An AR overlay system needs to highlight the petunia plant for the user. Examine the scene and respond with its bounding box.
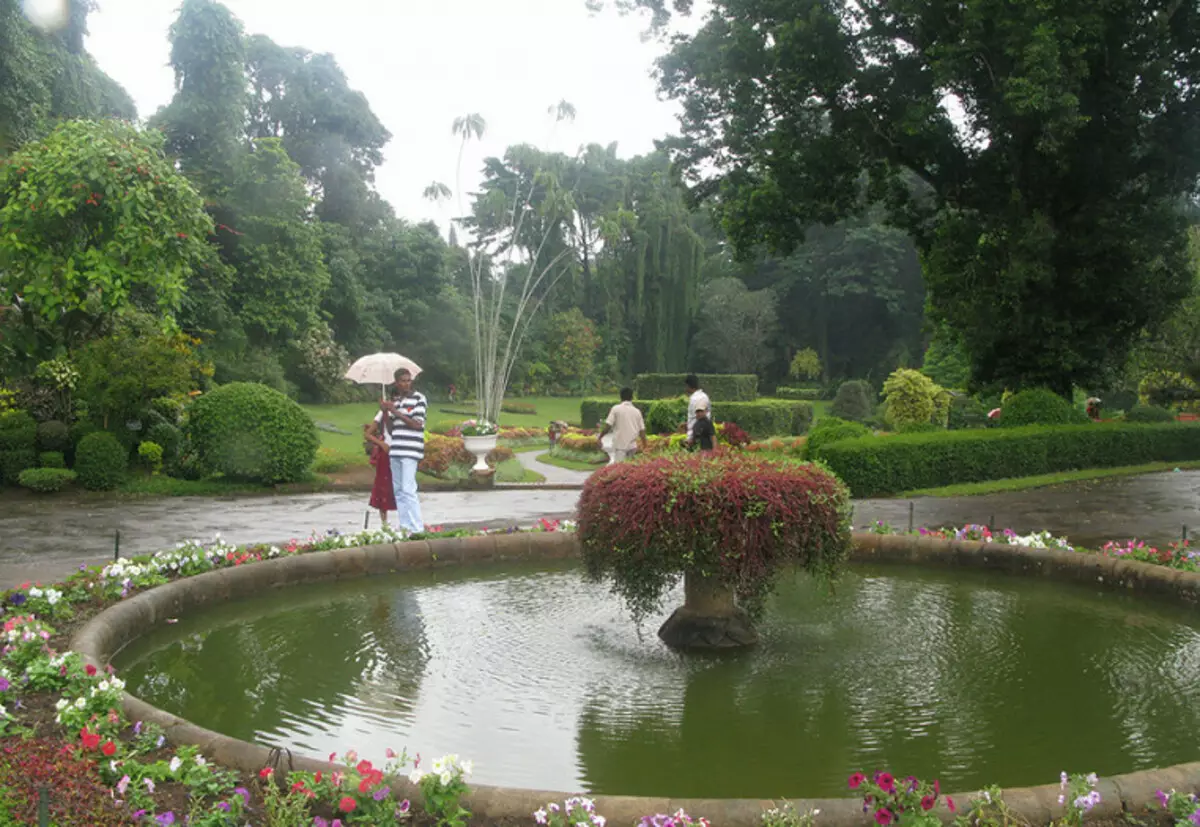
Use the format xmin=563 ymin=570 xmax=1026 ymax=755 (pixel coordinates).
xmin=849 ymin=770 xmax=954 ymax=827
xmin=411 ymin=753 xmax=472 ymax=827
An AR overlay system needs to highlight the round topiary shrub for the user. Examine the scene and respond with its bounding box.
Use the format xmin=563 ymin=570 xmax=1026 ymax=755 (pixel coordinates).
xmin=804 ymin=417 xmax=871 ymax=457
xmin=0 ymin=411 xmax=37 ymax=452
xmin=186 ymin=383 xmax=319 ymax=484
xmin=829 ymin=380 xmax=876 ymax=422
xmin=137 ymin=441 xmax=164 ymax=473
xmin=18 ymin=468 xmax=77 ymax=493
xmin=578 ymin=454 xmax=852 ymax=650
xmin=35 ymin=420 xmax=69 ymax=452
xmin=947 ymin=395 xmax=989 ymax=430
xmin=38 ymin=451 xmax=65 ymax=469
xmin=74 ymin=431 xmax=128 ymax=491
xmin=1000 ymin=388 xmax=1089 ymax=427
xmin=1124 ymin=404 xmax=1176 ymax=424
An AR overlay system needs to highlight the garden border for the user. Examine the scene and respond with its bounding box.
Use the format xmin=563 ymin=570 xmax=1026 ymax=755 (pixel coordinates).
xmin=70 ymin=532 xmax=1200 ymax=826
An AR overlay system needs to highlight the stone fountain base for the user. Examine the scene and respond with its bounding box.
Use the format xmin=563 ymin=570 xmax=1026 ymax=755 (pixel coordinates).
xmin=658 ymin=572 xmax=758 ymax=650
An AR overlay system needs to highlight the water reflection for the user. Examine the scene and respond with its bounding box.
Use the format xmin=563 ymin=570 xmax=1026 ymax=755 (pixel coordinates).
xmin=117 ymin=562 xmax=1200 ymax=798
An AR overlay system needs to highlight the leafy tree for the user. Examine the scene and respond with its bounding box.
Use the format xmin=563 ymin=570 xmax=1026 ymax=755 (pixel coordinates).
xmin=545 ymin=308 xmax=601 ymax=388
xmin=643 ymin=0 xmax=1200 ymax=397
xmin=1130 ymin=228 xmax=1200 ymax=386
xmin=921 ymin=325 xmax=971 ymax=391
xmin=0 ymin=120 xmax=213 ymax=346
xmin=691 ymin=277 xmax=777 ymax=374
xmin=789 ymin=348 xmax=821 ymax=382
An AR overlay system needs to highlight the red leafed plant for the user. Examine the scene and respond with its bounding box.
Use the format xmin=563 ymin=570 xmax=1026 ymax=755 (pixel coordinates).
xmin=577 ymin=454 xmax=852 ymax=625
xmin=0 ymin=736 xmax=132 ymax=825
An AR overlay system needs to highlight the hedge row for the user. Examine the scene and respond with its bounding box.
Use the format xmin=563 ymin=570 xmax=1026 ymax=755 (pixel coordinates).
xmin=580 ymin=398 xmax=812 ymax=437
xmin=633 ymin=374 xmax=759 ymax=402
xmin=773 ymin=386 xmax=823 ymax=401
xmin=811 ymin=422 xmax=1200 ymax=498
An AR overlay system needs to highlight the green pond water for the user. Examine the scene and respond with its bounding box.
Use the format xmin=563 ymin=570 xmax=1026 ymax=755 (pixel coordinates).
xmin=115 ymin=560 xmax=1200 ymax=799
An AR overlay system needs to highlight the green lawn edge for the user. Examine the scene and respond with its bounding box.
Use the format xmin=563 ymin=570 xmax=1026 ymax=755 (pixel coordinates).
xmin=536 ymin=452 xmax=604 ymax=473
xmin=902 ymin=461 xmax=1200 ymax=498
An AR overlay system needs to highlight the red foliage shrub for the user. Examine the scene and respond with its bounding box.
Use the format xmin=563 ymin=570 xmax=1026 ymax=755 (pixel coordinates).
xmin=0 ymin=737 xmax=133 ymax=825
xmin=717 ymin=421 xmax=751 ymax=448
xmin=486 ymin=445 xmax=514 ymax=464
xmin=577 ymin=454 xmax=852 ymax=624
xmin=419 ymin=435 xmax=514 ymax=475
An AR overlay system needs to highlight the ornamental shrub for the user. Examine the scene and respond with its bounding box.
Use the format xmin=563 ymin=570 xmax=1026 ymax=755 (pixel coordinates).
xmin=149 ymin=396 xmax=185 ymax=425
xmin=788 ymin=348 xmax=822 ymax=381
xmin=17 ymin=468 xmax=76 ymax=493
xmin=812 ymin=422 xmax=1200 ymax=497
xmin=35 ymin=420 xmax=68 ymax=452
xmin=0 ymin=736 xmax=131 ymax=827
xmin=186 ymin=382 xmax=319 ymax=484
xmin=145 ymin=422 xmax=182 ymax=463
xmin=0 ymin=450 xmax=36 ymax=485
xmin=829 ymin=380 xmax=875 ymax=422
xmin=38 ymin=451 xmax=65 ymax=469
xmin=0 ymin=411 xmax=36 ymax=451
xmin=1000 ymin=388 xmax=1089 ymax=427
xmin=804 ymin=417 xmax=871 ymax=458
xmin=947 ymin=395 xmax=989 ymax=430
xmin=501 ymin=401 xmax=538 ymax=415
xmin=137 ymin=441 xmax=164 ymax=473
xmin=1125 ymin=404 xmax=1176 ymax=423
xmin=882 ymin=369 xmax=944 ymax=430
xmin=646 ymin=397 xmax=689 ymax=435
xmin=773 ymin=386 xmax=823 ymax=401
xmin=578 ymin=454 xmax=852 ymax=625
xmin=73 ymin=431 xmax=127 ymax=491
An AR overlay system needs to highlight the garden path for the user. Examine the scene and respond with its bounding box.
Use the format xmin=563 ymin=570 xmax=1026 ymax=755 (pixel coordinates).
xmin=3 ymin=470 xmax=1200 ymax=590
xmin=516 ymin=448 xmax=593 ymax=485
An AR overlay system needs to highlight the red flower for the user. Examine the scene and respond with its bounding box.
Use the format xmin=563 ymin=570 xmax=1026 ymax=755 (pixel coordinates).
xmin=314 ymin=771 xmax=323 ymax=784
xmin=259 ymin=767 xmax=273 ymax=779
xmin=100 ymin=741 xmax=116 ymax=757
xmin=947 ymin=797 xmax=957 ymax=813
xmin=875 ymin=809 xmax=893 ymax=826
xmin=358 ymin=778 xmax=373 ymax=793
xmin=291 ymin=781 xmax=307 ymax=793
xmin=176 ymin=233 xmax=188 ymax=239
xmin=356 ymin=759 xmax=374 ymax=775
xmin=85 ymin=664 xmax=97 ymax=676
xmin=848 ymin=772 xmax=866 ymax=790
xmin=339 ymin=796 xmax=357 ymax=813
xmin=80 ymin=729 xmax=100 ymax=750
xmin=921 ymin=796 xmax=935 ymax=811
xmin=877 ymin=772 xmax=896 ymax=794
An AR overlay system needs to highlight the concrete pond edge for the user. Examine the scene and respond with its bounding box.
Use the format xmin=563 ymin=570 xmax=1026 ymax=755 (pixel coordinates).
xmin=69 ymin=531 xmax=1200 ymax=826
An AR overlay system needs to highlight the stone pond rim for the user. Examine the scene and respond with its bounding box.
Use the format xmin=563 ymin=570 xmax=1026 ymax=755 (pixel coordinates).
xmin=71 ymin=531 xmax=1200 ymax=827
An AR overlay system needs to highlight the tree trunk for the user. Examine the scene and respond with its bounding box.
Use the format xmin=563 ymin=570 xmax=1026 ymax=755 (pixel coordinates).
xmin=657 ymin=571 xmax=758 ymax=651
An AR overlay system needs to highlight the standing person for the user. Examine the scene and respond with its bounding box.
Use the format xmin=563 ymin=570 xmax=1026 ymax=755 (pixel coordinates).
xmin=685 ymin=374 xmax=711 ymax=443
xmin=598 ymin=388 xmax=647 ymax=462
xmin=687 ymin=405 xmax=716 ymax=452
xmin=363 ymin=420 xmax=396 ymax=526
xmin=375 ymin=368 xmax=427 ymax=534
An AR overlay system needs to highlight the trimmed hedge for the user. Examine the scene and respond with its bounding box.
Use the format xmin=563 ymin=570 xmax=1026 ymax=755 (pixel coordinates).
xmin=18 ymin=468 xmax=76 ymax=493
xmin=633 ymin=373 xmax=759 ymax=401
xmin=1124 ymin=405 xmax=1175 ymax=424
xmin=187 ymin=382 xmax=319 ymax=484
xmin=1000 ymin=388 xmax=1089 ymax=427
xmin=774 ymin=386 xmax=823 ymax=401
xmin=38 ymin=451 xmax=65 ymax=469
xmin=581 ymin=398 xmax=812 ymax=437
xmin=804 ymin=417 xmax=871 ymax=458
xmin=74 ymin=431 xmax=127 ymax=491
xmin=0 ymin=411 xmax=36 ymax=451
xmin=812 ymin=422 xmax=1200 ymax=498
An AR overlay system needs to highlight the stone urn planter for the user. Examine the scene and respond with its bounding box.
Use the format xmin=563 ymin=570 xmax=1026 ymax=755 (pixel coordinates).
xmin=463 ymin=434 xmax=497 ymax=472
xmin=576 ymin=453 xmax=852 ymax=653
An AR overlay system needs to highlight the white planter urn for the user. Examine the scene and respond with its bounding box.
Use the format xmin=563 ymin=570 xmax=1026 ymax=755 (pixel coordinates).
xmin=601 ymin=433 xmax=616 ymax=465
xmin=463 ymin=434 xmax=498 ymax=473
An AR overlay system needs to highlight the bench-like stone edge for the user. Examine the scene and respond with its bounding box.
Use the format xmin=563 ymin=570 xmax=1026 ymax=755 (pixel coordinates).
xmin=69 ymin=531 xmax=1200 ymax=826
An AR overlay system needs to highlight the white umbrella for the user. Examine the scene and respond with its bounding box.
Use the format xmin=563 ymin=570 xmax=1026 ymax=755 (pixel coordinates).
xmin=344 ymin=353 xmax=423 ymax=397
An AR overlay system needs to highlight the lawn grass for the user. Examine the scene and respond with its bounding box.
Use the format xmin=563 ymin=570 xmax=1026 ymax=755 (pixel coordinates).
xmin=536 ymin=451 xmax=604 ymax=472
xmin=903 ymin=460 xmax=1200 ymax=498
xmin=111 ymin=472 xmax=332 ymax=498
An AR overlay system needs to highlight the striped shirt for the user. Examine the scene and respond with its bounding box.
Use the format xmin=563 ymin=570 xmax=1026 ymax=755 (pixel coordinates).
xmin=374 ymin=391 xmax=427 ymax=460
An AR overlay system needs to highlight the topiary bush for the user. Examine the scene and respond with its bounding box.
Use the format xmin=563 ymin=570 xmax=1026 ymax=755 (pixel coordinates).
xmin=882 ymin=369 xmax=944 ymax=429
xmin=804 ymin=417 xmax=872 ymax=458
xmin=35 ymin=420 xmax=68 ymax=452
xmin=38 ymin=451 xmax=65 ymax=469
xmin=1001 ymin=388 xmax=1089 ymax=427
xmin=1124 ymin=404 xmax=1176 ymax=424
xmin=829 ymin=380 xmax=876 ymax=422
xmin=0 ymin=410 xmax=38 ymax=485
xmin=186 ymin=383 xmax=319 ymax=484
xmin=137 ymin=441 xmax=164 ymax=473
xmin=17 ymin=468 xmax=77 ymax=493
xmin=947 ymin=395 xmax=989 ymax=430
xmin=646 ymin=397 xmax=689 ymax=435
xmin=145 ymin=422 xmax=182 ymax=464
xmin=66 ymin=420 xmax=98 ymax=466
xmin=577 ymin=454 xmax=852 ymax=626
xmin=73 ymin=431 xmax=127 ymax=491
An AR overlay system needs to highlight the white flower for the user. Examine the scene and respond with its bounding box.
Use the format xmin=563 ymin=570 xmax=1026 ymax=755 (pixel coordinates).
xmin=195 ymin=754 xmax=206 ymax=766
xmin=409 ymin=769 xmax=425 ymax=784
xmin=439 ymin=771 xmax=452 ymax=786
xmin=534 ymin=809 xmax=548 ymax=825
xmin=55 ymin=698 xmax=68 ymax=711
xmin=169 ymin=756 xmax=182 ymax=774
xmin=461 ymin=759 xmax=473 ymax=776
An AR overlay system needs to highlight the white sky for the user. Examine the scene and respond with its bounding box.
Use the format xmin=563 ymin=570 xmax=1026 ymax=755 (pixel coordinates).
xmin=79 ymin=0 xmax=689 ymax=232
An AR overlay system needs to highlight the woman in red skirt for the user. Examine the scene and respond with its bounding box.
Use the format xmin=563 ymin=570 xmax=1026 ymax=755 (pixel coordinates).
xmin=364 ymin=421 xmax=396 ymax=526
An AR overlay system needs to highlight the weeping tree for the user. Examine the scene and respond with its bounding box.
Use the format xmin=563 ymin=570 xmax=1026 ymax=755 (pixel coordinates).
xmin=425 ymin=105 xmax=580 ymax=424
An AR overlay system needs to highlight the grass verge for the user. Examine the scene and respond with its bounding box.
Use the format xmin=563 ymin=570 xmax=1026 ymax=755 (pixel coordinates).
xmin=903 ymin=460 xmax=1200 ymax=498
xmin=536 ymin=451 xmax=604 ymax=472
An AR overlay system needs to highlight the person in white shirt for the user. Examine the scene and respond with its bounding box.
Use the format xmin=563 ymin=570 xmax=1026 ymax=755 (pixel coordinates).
xmin=598 ymin=387 xmax=647 ymax=462
xmin=685 ymin=374 xmax=711 ymax=442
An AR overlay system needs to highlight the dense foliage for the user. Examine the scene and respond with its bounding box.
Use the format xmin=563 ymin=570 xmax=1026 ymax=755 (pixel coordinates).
xmin=829 ymin=380 xmax=875 ymax=423
xmin=18 ymin=467 xmax=76 ymax=492
xmin=804 ymin=417 xmax=871 ymax=458
xmin=633 ymin=373 xmax=758 ymax=401
xmin=577 ymin=454 xmax=852 ymax=624
xmin=186 ymin=382 xmax=318 ymax=484
xmin=1000 ymin=389 xmax=1089 ymax=428
xmin=73 ymin=430 xmax=126 ymax=491
xmin=812 ymin=423 xmax=1200 ymax=497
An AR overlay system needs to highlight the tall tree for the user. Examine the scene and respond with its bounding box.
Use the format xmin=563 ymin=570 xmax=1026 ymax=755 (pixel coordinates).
xmin=691 ymin=277 xmax=777 ymax=374
xmin=639 ymin=0 xmax=1200 ymax=396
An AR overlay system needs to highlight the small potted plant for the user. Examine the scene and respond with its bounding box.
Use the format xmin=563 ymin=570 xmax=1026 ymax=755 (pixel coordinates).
xmin=460 ymin=419 xmax=500 ymax=472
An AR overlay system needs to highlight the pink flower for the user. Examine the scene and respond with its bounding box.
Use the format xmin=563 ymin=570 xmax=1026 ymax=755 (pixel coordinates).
xmin=848 ymin=773 xmax=867 ymax=790
xmin=877 ymin=772 xmax=896 ymax=794
xmin=875 ymin=808 xmax=893 ymax=825
xmin=947 ymin=797 xmax=957 ymax=813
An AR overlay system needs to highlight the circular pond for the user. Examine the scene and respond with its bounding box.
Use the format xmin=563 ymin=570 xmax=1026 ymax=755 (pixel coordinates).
xmin=115 ymin=559 xmax=1200 ymax=799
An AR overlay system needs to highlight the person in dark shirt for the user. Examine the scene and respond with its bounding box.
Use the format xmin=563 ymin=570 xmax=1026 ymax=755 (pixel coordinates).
xmin=688 ymin=405 xmax=716 ymax=452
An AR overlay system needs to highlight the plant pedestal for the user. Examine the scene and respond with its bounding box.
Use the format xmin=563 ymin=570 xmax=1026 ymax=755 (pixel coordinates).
xmin=462 ymin=434 xmax=497 ymax=473
xmin=657 ymin=571 xmax=758 ymax=651
xmin=466 ymin=468 xmax=495 ymax=489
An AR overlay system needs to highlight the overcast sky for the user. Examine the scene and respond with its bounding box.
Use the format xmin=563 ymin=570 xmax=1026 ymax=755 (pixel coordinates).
xmin=76 ymin=0 xmax=687 ymax=232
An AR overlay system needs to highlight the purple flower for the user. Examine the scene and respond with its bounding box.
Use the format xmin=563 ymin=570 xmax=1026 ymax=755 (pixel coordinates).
xmin=9 ymin=593 xmax=25 ymax=606
xmin=234 ymin=787 xmax=249 ymax=805
xmin=156 ymin=813 xmax=175 ymax=826
xmin=1157 ymin=790 xmax=1170 ymax=808
xmin=398 ymin=800 xmax=411 ymax=814
xmin=313 ymin=819 xmax=329 ymax=827
xmin=1190 ymin=811 xmax=1200 ymax=827
xmin=133 ymin=721 xmax=142 ymax=735
xmin=0 ymin=677 xmax=10 ymax=693
xmin=217 ymin=802 xmax=231 ymax=812
xmin=373 ymin=785 xmax=390 ymax=801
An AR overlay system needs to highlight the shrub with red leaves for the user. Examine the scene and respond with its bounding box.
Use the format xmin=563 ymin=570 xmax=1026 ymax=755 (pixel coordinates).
xmin=0 ymin=736 xmax=133 ymax=825
xmin=717 ymin=421 xmax=752 ymax=448
xmin=577 ymin=454 xmax=852 ymax=625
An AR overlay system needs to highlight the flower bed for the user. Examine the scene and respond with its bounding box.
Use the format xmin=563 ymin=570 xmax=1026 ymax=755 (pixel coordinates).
xmin=4 ymin=518 xmax=1200 ymax=825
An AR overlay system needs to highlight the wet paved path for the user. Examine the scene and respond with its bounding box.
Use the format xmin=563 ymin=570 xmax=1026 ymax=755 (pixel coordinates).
xmin=3 ymin=470 xmax=1199 ymax=589
xmin=516 ymin=450 xmax=592 ymax=485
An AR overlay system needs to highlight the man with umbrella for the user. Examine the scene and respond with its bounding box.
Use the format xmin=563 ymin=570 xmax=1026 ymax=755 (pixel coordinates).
xmin=375 ymin=368 xmax=427 ymax=534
